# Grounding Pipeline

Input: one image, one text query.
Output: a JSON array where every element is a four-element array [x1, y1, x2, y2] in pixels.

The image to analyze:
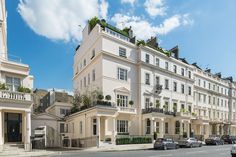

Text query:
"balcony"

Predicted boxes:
[[0, 90, 32, 102], [117, 106, 137, 114], [176, 111, 192, 118], [142, 108, 175, 116]]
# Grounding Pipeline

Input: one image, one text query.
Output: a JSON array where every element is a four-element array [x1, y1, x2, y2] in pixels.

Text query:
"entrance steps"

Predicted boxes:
[[2, 143, 25, 154], [99, 142, 114, 147]]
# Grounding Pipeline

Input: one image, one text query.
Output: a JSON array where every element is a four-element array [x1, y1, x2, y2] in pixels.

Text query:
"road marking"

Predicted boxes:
[[149, 154, 173, 157], [186, 150, 206, 154]]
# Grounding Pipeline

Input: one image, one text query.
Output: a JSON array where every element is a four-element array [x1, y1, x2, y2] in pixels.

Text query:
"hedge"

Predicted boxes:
[[116, 137, 152, 145]]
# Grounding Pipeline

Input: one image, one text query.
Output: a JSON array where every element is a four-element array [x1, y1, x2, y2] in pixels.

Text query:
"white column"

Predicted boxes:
[[112, 118, 117, 144], [153, 120, 157, 133], [187, 122, 190, 138], [180, 120, 183, 137], [159, 119, 164, 138], [97, 116, 100, 148], [0, 110, 3, 151], [25, 111, 31, 151], [150, 119, 154, 135]]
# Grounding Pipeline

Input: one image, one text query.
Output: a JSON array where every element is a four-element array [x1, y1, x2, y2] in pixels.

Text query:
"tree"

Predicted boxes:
[[82, 94, 92, 107], [71, 93, 82, 114]]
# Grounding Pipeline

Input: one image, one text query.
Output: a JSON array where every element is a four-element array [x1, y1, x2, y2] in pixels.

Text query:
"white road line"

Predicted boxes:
[[186, 150, 207, 154], [149, 154, 173, 157]]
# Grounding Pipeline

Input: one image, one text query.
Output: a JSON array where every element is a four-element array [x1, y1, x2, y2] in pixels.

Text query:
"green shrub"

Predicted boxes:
[[18, 86, 31, 93], [116, 136, 152, 145]]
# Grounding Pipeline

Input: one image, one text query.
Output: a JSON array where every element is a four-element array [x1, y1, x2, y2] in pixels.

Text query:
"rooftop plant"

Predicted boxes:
[[0, 83, 8, 90], [105, 95, 111, 101], [88, 17, 100, 32], [18, 86, 31, 93], [136, 40, 146, 46]]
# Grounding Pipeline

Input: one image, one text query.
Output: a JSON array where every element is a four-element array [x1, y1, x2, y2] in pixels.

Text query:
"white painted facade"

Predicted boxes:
[[69, 20, 236, 147], [0, 0, 34, 151]]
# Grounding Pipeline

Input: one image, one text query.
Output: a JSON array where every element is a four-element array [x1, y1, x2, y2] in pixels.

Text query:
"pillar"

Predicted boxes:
[[180, 120, 183, 137], [199, 124, 203, 135], [187, 122, 190, 138], [153, 120, 157, 133], [25, 111, 31, 151], [97, 116, 100, 148], [159, 119, 164, 138], [112, 118, 117, 144], [150, 119, 154, 135], [0, 110, 3, 151]]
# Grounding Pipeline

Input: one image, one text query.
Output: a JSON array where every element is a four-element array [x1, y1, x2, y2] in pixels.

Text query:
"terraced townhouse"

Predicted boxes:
[[64, 18, 236, 148], [0, 0, 34, 151]]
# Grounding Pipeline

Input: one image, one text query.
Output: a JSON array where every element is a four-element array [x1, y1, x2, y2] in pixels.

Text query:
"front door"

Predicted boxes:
[[5, 113, 22, 142]]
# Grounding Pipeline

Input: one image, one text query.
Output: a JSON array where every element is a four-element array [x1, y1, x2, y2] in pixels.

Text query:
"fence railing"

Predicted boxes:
[[0, 90, 32, 101]]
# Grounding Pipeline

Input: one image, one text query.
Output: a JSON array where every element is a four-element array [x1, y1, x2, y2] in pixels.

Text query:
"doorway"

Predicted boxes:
[[4, 113, 22, 142]]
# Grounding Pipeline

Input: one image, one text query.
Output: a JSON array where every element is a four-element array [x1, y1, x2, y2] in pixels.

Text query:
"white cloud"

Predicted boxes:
[[111, 13, 193, 40], [99, 0, 109, 20], [121, 0, 136, 5], [144, 0, 167, 17], [18, 0, 108, 42]]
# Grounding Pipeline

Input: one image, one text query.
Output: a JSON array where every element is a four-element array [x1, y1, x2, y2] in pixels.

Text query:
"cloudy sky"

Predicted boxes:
[[6, 0, 236, 90]]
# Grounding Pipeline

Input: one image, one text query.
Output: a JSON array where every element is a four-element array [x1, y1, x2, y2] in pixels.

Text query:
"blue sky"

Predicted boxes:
[[6, 0, 236, 90]]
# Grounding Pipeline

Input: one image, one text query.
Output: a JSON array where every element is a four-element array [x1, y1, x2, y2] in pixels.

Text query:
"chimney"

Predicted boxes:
[[128, 26, 133, 38], [215, 72, 222, 78], [205, 69, 211, 73], [146, 36, 158, 48], [169, 46, 179, 59]]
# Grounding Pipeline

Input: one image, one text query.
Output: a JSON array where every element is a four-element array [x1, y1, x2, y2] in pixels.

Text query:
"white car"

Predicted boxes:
[[231, 144, 236, 157]]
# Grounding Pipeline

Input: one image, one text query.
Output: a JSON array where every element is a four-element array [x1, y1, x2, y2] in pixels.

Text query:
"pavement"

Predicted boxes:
[[0, 149, 55, 157], [83, 143, 153, 152], [50, 145, 233, 157], [0, 144, 233, 157]]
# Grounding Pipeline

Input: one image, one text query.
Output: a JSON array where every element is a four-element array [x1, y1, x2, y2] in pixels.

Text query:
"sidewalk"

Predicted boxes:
[[0, 149, 55, 157], [83, 143, 153, 152]]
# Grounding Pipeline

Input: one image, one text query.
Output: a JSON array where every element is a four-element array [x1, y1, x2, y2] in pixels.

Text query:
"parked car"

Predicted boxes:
[[231, 144, 236, 157], [222, 135, 236, 144], [154, 138, 179, 150], [178, 138, 202, 148], [205, 137, 224, 145]]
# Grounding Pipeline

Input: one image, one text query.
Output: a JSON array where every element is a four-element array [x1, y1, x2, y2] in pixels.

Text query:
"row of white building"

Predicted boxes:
[[0, 0, 236, 150], [64, 18, 236, 147]]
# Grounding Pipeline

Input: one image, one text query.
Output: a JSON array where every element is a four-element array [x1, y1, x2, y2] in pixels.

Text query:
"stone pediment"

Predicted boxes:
[[114, 87, 130, 94]]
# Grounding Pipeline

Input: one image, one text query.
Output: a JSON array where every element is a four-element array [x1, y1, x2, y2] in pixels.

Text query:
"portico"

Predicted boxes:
[[0, 91, 33, 151]]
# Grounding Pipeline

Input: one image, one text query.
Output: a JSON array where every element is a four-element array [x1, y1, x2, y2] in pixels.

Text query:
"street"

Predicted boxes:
[[50, 145, 232, 157]]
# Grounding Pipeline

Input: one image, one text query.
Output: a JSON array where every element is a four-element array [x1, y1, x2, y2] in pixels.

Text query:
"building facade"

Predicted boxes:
[[67, 19, 236, 147], [0, 0, 34, 151]]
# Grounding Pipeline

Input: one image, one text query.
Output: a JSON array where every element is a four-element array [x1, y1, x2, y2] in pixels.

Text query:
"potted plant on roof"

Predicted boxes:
[[129, 100, 134, 107], [0, 83, 8, 90], [136, 40, 146, 46], [97, 94, 104, 105], [105, 95, 111, 106]]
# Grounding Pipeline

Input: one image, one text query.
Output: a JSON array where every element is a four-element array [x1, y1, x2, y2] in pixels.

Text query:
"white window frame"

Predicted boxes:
[[117, 120, 128, 133], [117, 67, 128, 81], [117, 94, 128, 107]]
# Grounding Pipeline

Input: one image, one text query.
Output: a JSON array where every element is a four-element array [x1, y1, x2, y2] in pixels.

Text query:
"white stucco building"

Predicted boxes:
[[0, 0, 34, 151], [67, 18, 236, 147]]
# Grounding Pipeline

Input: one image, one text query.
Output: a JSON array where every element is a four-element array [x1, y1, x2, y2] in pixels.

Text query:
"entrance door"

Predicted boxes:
[[5, 113, 22, 142]]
